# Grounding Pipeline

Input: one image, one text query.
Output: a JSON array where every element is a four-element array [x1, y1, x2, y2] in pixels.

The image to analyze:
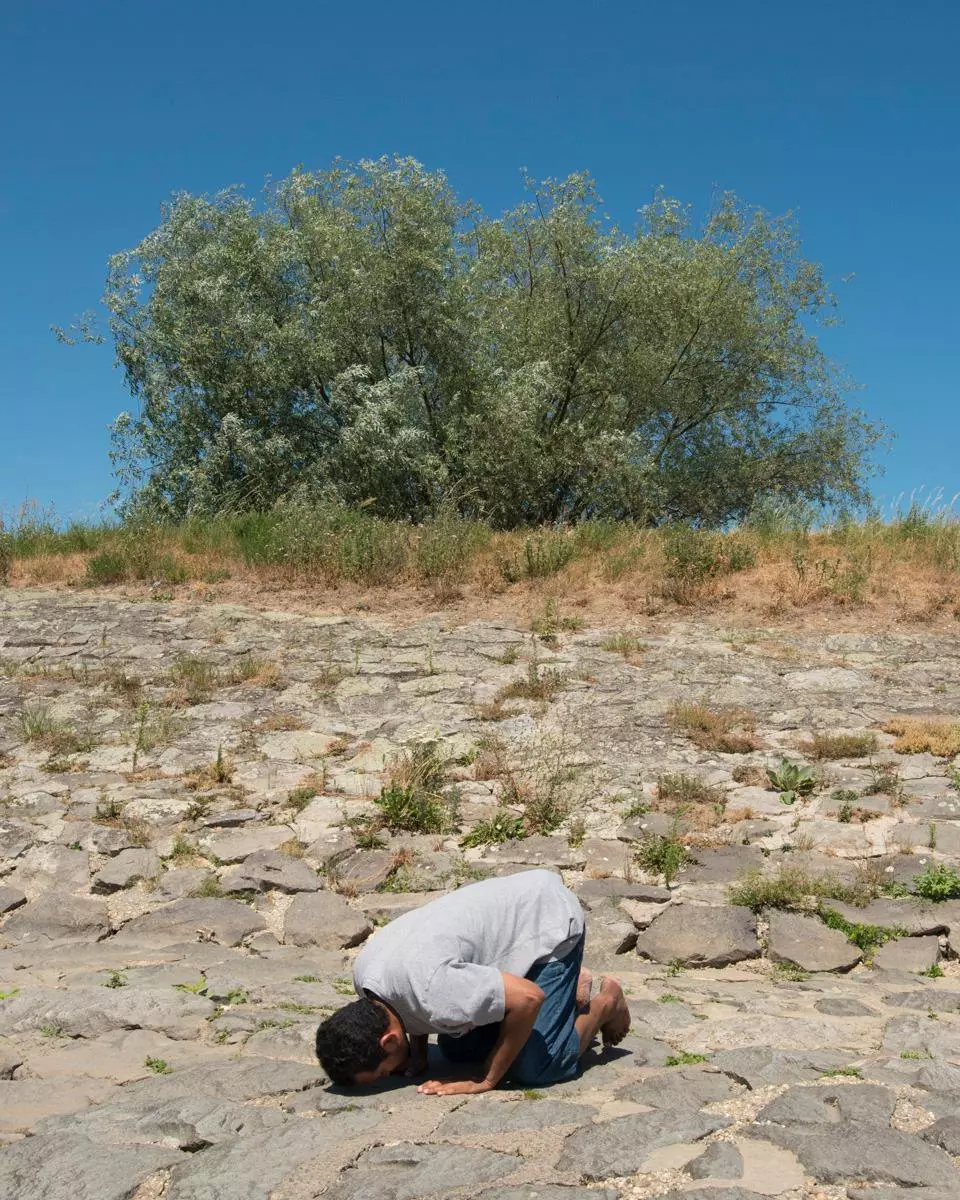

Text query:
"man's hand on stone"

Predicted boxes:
[[417, 1077, 494, 1096]]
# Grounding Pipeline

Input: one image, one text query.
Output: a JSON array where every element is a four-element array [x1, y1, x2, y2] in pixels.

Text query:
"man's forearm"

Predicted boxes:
[[481, 1000, 542, 1088]]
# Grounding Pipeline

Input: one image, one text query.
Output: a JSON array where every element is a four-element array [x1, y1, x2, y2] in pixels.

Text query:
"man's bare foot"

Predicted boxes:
[[576, 968, 593, 1010], [599, 976, 630, 1045]]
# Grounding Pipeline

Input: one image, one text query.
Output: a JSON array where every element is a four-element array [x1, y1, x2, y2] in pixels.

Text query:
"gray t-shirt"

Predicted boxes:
[[352, 869, 584, 1037]]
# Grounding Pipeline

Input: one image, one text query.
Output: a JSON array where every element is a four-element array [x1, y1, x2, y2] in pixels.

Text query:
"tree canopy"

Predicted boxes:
[[91, 156, 882, 525]]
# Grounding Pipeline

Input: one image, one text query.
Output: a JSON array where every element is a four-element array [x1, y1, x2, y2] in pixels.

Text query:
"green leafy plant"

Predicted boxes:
[[635, 834, 693, 885], [767, 758, 817, 804], [145, 1057, 172, 1074], [459, 808, 526, 848], [819, 907, 904, 960], [664, 1051, 708, 1067], [913, 864, 960, 902]]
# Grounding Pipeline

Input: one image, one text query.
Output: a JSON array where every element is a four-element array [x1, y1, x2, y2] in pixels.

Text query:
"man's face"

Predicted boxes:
[[352, 1029, 409, 1085]]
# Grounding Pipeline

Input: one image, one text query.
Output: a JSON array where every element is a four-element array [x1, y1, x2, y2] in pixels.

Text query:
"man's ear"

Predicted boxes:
[[380, 1027, 403, 1053]]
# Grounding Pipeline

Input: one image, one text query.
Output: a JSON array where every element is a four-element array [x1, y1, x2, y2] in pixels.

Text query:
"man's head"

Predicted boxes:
[[315, 997, 410, 1086]]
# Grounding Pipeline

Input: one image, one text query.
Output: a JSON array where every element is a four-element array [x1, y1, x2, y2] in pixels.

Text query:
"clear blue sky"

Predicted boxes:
[[2, 0, 958, 522]]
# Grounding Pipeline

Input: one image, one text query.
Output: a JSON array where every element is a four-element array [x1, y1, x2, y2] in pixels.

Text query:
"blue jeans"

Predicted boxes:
[[436, 935, 584, 1086]]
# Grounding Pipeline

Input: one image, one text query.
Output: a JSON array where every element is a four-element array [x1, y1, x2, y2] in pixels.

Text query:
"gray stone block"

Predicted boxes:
[[112, 898, 267, 947], [766, 910, 862, 973], [557, 1110, 731, 1180], [0, 1133, 180, 1200], [92, 848, 161, 892], [221, 849, 321, 894], [685, 1139, 744, 1179], [635, 904, 759, 967], [166, 1108, 382, 1200], [326, 1142, 522, 1199], [283, 891, 371, 948], [1, 894, 109, 942], [618, 1066, 744, 1110], [437, 1098, 597, 1136], [754, 1122, 960, 1187], [711, 1045, 853, 1088]]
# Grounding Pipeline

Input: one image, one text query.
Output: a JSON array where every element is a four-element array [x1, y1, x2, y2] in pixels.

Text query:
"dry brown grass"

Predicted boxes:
[[731, 763, 768, 787], [802, 731, 879, 760], [8, 516, 960, 635], [883, 717, 960, 758], [246, 713, 306, 733], [667, 702, 759, 754]]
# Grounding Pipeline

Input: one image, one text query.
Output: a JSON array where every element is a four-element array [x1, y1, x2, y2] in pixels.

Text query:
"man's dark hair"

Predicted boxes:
[[315, 998, 390, 1085]]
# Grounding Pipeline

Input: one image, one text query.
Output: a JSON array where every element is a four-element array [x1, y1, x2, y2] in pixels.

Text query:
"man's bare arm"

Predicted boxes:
[[418, 973, 544, 1096]]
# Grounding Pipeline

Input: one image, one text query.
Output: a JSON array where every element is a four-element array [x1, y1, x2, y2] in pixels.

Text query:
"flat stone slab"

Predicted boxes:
[[921, 1115, 960, 1156], [121, 1058, 326, 1102], [874, 935, 940, 972], [827, 898, 951, 936], [283, 891, 371, 948], [685, 1139, 744, 1179], [437, 1097, 597, 1135], [477, 1191, 620, 1200], [1, 894, 109, 942], [37, 1090, 286, 1147], [754, 1122, 960, 1188], [617, 1066, 744, 1110], [326, 1142, 522, 1199], [0, 1132, 181, 1200], [197, 825, 294, 863], [847, 1190, 960, 1200], [166, 1108, 382, 1200], [759, 1082, 896, 1128], [711, 1045, 854, 1088], [0, 985, 214, 1040], [0, 885, 27, 914], [220, 849, 320, 893], [112, 898, 268, 947], [92, 848, 161, 892], [635, 904, 759, 966], [480, 836, 587, 869], [556, 1110, 731, 1180], [331, 849, 397, 892], [766, 909, 863, 973], [814, 997, 877, 1017], [575, 878, 672, 907]]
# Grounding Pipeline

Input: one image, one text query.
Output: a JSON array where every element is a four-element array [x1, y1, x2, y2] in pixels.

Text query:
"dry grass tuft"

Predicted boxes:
[[667, 702, 759, 754], [803, 731, 879, 760], [884, 717, 960, 758]]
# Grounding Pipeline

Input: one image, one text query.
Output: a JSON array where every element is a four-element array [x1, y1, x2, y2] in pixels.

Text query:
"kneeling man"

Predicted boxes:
[[314, 869, 629, 1096]]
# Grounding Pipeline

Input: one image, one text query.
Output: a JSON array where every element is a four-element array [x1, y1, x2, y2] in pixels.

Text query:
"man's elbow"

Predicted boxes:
[[519, 983, 545, 1014]]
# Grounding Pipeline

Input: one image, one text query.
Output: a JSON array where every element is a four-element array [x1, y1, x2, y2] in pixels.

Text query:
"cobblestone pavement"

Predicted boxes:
[[2, 590, 960, 1199]]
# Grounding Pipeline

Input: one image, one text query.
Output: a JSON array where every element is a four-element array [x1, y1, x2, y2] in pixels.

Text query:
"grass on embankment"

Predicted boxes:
[[3, 502, 960, 624]]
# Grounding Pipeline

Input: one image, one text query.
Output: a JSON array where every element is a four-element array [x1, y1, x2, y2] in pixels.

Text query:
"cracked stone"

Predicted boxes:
[[112, 898, 268, 947], [92, 848, 161, 892], [326, 1142, 522, 1199], [754, 1122, 960, 1188], [685, 1139, 744, 1179], [283, 890, 371, 948], [635, 904, 759, 967], [617, 1066, 744, 1109], [221, 849, 321, 894], [0, 1133, 180, 1200], [556, 1110, 731, 1180], [766, 909, 863, 973], [437, 1097, 597, 1135]]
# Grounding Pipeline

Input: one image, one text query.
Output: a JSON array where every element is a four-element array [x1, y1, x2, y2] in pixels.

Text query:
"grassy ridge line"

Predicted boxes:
[[2, 504, 960, 609]]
